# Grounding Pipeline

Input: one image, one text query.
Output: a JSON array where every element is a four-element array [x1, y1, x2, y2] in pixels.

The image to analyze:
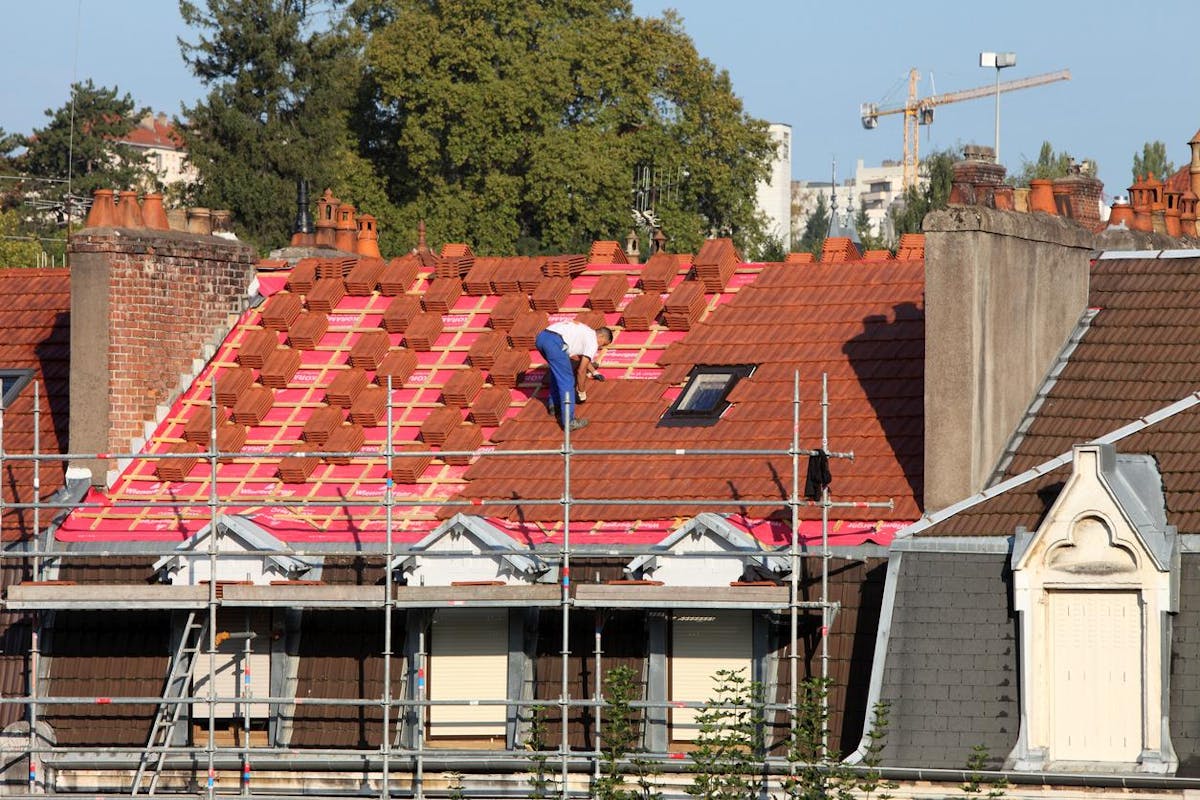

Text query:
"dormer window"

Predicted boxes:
[[661, 365, 754, 426]]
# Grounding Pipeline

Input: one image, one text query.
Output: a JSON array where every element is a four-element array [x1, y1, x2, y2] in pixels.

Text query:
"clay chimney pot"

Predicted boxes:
[[1028, 179, 1056, 214], [84, 189, 117, 228], [140, 193, 170, 230], [116, 190, 144, 229], [356, 213, 382, 258]]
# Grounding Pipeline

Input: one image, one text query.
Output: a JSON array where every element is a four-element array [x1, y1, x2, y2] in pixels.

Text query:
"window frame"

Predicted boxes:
[[659, 364, 755, 427], [0, 369, 34, 409]]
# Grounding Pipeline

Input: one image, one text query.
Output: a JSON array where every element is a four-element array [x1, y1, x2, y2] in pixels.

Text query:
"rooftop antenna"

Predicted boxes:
[[829, 157, 838, 228], [631, 163, 686, 232]]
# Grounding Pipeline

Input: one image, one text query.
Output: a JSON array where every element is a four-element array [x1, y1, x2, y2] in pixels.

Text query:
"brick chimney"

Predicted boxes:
[[1053, 170, 1104, 229], [949, 145, 1011, 209], [68, 228, 255, 484], [1189, 128, 1200, 200]]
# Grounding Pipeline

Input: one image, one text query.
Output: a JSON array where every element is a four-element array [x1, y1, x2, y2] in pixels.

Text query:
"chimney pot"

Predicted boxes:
[[140, 193, 170, 230], [356, 213, 381, 258], [116, 190, 144, 229], [1028, 179, 1056, 214], [84, 189, 117, 228]]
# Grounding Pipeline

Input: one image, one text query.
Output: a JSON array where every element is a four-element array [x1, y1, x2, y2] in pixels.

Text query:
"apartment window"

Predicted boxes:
[[660, 365, 754, 427]]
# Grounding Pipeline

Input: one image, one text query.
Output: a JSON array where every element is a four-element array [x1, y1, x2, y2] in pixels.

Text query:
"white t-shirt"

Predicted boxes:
[[547, 321, 599, 360]]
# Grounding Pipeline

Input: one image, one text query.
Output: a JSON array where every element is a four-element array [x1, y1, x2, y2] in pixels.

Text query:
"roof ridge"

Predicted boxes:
[[901, 389, 1200, 538], [983, 305, 1100, 488]]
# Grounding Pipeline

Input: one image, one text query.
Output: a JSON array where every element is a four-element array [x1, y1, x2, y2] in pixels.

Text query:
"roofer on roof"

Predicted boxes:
[[534, 321, 614, 432]]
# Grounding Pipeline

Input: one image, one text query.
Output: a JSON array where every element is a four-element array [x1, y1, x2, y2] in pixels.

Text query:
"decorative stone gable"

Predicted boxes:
[[1009, 444, 1178, 773]]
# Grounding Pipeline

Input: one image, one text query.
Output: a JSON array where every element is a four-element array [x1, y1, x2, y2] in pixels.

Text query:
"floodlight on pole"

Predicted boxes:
[[980, 52, 1017, 161]]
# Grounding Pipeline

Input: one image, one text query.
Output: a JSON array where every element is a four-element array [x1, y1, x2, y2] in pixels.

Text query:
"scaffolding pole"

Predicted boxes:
[[0, 375, 894, 798]]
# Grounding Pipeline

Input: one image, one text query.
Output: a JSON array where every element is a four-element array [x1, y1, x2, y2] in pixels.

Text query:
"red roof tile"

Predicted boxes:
[[59, 247, 923, 546]]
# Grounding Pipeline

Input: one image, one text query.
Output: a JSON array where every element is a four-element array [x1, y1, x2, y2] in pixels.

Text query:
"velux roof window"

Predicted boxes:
[[660, 365, 755, 427], [0, 369, 33, 409]]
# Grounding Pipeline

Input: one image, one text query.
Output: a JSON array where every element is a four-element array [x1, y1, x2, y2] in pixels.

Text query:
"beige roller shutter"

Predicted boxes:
[[192, 610, 271, 719], [670, 611, 752, 741], [429, 608, 508, 737], [1049, 591, 1141, 762]]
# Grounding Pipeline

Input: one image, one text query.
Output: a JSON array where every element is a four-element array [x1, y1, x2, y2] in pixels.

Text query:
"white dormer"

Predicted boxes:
[[395, 514, 547, 586], [626, 513, 786, 585], [1009, 443, 1178, 773], [154, 514, 315, 586]]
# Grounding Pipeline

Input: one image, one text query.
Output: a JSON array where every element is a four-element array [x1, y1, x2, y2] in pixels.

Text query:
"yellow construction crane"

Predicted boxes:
[[861, 67, 1071, 190]]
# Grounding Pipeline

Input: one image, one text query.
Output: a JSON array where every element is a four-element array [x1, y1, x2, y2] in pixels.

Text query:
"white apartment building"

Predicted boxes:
[[754, 123, 793, 250], [791, 159, 910, 245]]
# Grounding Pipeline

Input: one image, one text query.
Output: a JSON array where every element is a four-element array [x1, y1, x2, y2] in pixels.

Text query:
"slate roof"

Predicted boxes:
[[914, 252, 1200, 538], [0, 269, 71, 542], [57, 240, 924, 549]]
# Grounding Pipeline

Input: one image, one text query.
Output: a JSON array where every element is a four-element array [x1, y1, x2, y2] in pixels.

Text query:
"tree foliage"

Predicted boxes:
[[685, 668, 764, 800], [20, 80, 150, 219], [855, 199, 887, 251], [797, 193, 830, 256], [179, 0, 380, 249], [180, 1, 774, 254], [890, 150, 954, 237], [1132, 140, 1175, 184], [355, 0, 772, 255], [0, 210, 45, 268], [1012, 141, 1073, 186]]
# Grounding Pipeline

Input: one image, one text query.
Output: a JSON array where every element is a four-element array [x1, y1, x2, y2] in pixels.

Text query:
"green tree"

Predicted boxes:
[[1012, 141, 1072, 186], [19, 80, 150, 221], [0, 210, 45, 268], [854, 199, 887, 251], [1132, 140, 1176, 183], [180, 0, 392, 250], [890, 149, 954, 237], [686, 668, 765, 800], [358, 2, 773, 255], [797, 193, 830, 256]]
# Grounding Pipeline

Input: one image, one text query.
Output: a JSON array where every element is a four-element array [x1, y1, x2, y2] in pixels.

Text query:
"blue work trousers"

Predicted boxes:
[[535, 329, 575, 422]]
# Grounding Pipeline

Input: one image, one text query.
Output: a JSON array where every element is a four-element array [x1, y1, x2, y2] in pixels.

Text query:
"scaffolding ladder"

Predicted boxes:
[[132, 610, 208, 796]]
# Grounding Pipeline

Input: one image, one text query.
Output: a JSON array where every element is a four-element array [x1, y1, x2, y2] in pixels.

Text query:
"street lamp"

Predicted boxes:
[[980, 51, 1016, 161]]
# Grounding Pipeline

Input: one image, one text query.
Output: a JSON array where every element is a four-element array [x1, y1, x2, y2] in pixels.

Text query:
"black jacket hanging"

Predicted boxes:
[[804, 450, 831, 501]]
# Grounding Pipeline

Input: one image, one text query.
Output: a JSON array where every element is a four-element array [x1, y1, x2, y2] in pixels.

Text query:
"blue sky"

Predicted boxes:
[[3, 0, 1196, 199]]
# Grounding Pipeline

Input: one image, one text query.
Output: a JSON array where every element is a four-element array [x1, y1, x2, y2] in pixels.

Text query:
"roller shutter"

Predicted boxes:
[[670, 611, 752, 741], [429, 608, 508, 737], [192, 610, 271, 719]]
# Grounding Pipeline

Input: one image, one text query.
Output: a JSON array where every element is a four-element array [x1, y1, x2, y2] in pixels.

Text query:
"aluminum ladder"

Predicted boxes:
[[132, 610, 207, 795]]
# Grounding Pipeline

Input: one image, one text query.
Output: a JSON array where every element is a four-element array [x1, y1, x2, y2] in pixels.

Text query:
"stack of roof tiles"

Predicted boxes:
[[308, 278, 346, 313], [381, 296, 422, 334], [279, 443, 321, 483], [317, 257, 356, 279], [402, 312, 443, 351], [286, 260, 317, 293], [488, 349, 530, 388], [231, 384, 273, 425], [490, 294, 529, 330], [531, 276, 572, 312], [692, 239, 739, 292], [587, 241, 627, 264], [821, 237, 862, 263], [442, 423, 484, 465], [303, 406, 344, 446], [391, 443, 434, 484], [422, 278, 462, 313], [348, 330, 390, 370], [345, 258, 385, 295], [442, 367, 484, 408], [378, 257, 419, 295], [375, 348, 418, 387], [464, 258, 500, 294], [467, 331, 508, 369], [261, 292, 302, 330], [640, 252, 680, 293], [214, 367, 253, 407], [349, 385, 387, 426], [323, 423, 365, 465], [436, 244, 475, 279], [326, 368, 368, 408], [507, 311, 548, 349], [237, 329, 277, 368], [420, 407, 461, 446], [261, 347, 301, 388], [663, 280, 707, 331], [588, 275, 628, 313], [155, 442, 202, 481], [543, 254, 587, 278], [469, 386, 511, 427], [621, 294, 663, 330], [287, 312, 328, 350]]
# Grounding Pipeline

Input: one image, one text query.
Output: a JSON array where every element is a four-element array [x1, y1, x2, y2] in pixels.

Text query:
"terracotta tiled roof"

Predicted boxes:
[[58, 244, 923, 547], [920, 253, 1200, 537], [0, 269, 71, 541]]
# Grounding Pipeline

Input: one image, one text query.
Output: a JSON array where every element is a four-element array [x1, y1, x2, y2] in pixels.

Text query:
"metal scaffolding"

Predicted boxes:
[[0, 372, 892, 798]]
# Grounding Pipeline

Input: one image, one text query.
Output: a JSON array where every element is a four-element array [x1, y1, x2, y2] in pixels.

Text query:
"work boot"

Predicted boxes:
[[568, 418, 589, 431]]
